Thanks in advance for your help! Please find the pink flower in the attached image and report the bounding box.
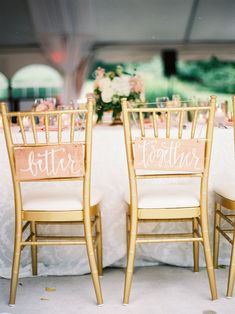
[35,103,48,112]
[45,101,55,111]
[35,101,55,112]
[94,67,106,89]
[129,75,144,94]
[86,92,94,98]
[95,67,105,80]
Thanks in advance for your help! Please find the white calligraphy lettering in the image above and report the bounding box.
[135,139,204,172]
[19,147,83,177]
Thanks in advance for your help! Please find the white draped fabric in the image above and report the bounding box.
[27,0,94,102]
[0,125,234,278]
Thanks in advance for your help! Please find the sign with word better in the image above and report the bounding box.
[14,144,84,180]
[134,138,205,172]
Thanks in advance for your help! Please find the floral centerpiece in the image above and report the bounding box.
[93,65,145,122]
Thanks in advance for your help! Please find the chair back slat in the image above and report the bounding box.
[178,111,184,139]
[152,112,158,138]
[139,111,145,137]
[70,112,75,143]
[44,114,49,143]
[191,110,199,139]
[18,114,27,144]
[166,111,171,138]
[30,114,38,144]
[57,113,62,144]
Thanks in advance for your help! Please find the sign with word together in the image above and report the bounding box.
[134,138,206,172]
[14,144,84,180]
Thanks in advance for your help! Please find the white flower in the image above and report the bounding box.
[112,76,131,96]
[101,86,114,103]
[98,77,112,91]
[98,77,114,102]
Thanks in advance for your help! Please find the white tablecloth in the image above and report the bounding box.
[0,125,234,278]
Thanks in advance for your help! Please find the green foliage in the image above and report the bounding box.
[178,57,235,94]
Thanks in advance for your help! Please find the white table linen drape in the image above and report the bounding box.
[0,125,234,278]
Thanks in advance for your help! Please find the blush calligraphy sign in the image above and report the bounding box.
[134,138,205,172]
[14,144,84,180]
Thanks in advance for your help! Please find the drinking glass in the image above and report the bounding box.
[34,98,44,125]
[76,99,87,131]
[155,97,169,122]
[44,97,56,126]
[156,96,169,108]
[34,98,44,108]
[172,94,181,106]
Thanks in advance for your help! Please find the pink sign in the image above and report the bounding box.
[134,138,205,172]
[14,144,84,180]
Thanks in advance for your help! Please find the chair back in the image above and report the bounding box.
[121,96,216,208]
[0,97,94,210]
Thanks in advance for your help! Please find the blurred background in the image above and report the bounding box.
[0,0,235,111]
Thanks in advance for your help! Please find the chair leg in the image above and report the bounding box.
[213,202,221,269]
[193,218,199,272]
[96,212,103,277]
[126,212,130,254]
[9,234,22,305]
[30,222,38,276]
[201,214,218,300]
[84,220,103,305]
[123,216,137,305]
[226,227,235,297]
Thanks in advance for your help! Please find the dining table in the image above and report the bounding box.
[0,123,234,278]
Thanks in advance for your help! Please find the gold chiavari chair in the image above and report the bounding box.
[213,95,235,297]
[122,96,218,304]
[0,97,103,305]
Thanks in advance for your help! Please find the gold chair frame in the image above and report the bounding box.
[122,96,218,304]
[213,95,235,297]
[0,98,103,305]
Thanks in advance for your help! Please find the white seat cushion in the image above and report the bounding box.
[214,176,235,201]
[125,179,200,208]
[21,182,101,211]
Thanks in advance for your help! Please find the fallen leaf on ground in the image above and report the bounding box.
[45,287,56,292]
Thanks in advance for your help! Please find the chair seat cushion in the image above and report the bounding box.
[214,176,235,201]
[21,182,101,211]
[125,179,200,208]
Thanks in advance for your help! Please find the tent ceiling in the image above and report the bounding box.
[91,0,193,42]
[0,0,35,47]
[0,0,235,60]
